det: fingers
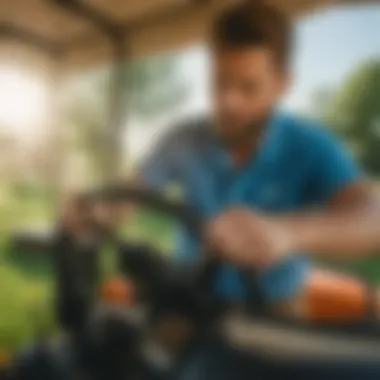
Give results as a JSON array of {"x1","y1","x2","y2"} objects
[
  {"x1": 206, "y1": 209, "x2": 255, "y2": 267},
  {"x1": 205, "y1": 208, "x2": 285, "y2": 269},
  {"x1": 60, "y1": 195, "x2": 93, "y2": 237},
  {"x1": 60, "y1": 194, "x2": 135, "y2": 241},
  {"x1": 216, "y1": 218, "x2": 253, "y2": 266}
]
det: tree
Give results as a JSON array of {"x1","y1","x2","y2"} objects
[
  {"x1": 123, "y1": 56, "x2": 189, "y2": 120},
  {"x1": 323, "y1": 60, "x2": 380, "y2": 174},
  {"x1": 65, "y1": 54, "x2": 190, "y2": 183}
]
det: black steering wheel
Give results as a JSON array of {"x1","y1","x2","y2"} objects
[{"x1": 51, "y1": 185, "x2": 225, "y2": 379}]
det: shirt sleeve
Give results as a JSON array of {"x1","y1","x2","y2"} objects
[
  {"x1": 304, "y1": 125, "x2": 363, "y2": 204},
  {"x1": 137, "y1": 127, "x2": 182, "y2": 189}
]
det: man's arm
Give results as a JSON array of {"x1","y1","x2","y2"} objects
[
  {"x1": 207, "y1": 124, "x2": 380, "y2": 267},
  {"x1": 272, "y1": 180, "x2": 380, "y2": 260},
  {"x1": 205, "y1": 182, "x2": 380, "y2": 319},
  {"x1": 269, "y1": 182, "x2": 380, "y2": 320},
  {"x1": 207, "y1": 182, "x2": 380, "y2": 270},
  {"x1": 206, "y1": 123, "x2": 380, "y2": 318}
]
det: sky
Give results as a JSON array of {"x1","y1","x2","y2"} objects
[
  {"x1": 0, "y1": 3, "x2": 379, "y2": 148},
  {"x1": 287, "y1": 3, "x2": 380, "y2": 110}
]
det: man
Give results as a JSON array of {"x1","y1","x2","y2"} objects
[{"x1": 63, "y1": 2, "x2": 380, "y2": 378}]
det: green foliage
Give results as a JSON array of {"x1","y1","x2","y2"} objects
[
  {"x1": 124, "y1": 55, "x2": 189, "y2": 120},
  {"x1": 323, "y1": 59, "x2": 380, "y2": 173},
  {"x1": 10, "y1": 183, "x2": 57, "y2": 202},
  {"x1": 65, "y1": 54, "x2": 189, "y2": 181}
]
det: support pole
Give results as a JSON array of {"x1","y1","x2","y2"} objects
[
  {"x1": 104, "y1": 33, "x2": 127, "y2": 182},
  {"x1": 45, "y1": 53, "x2": 66, "y2": 199}
]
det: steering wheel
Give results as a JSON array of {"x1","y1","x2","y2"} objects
[
  {"x1": 53, "y1": 185, "x2": 380, "y2": 380},
  {"x1": 52, "y1": 185, "x2": 224, "y2": 379}
]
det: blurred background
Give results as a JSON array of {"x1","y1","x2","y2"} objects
[{"x1": 0, "y1": 0, "x2": 379, "y2": 358}]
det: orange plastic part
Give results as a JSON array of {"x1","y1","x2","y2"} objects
[
  {"x1": 100, "y1": 277, "x2": 136, "y2": 306},
  {"x1": 0, "y1": 349, "x2": 11, "y2": 369},
  {"x1": 306, "y1": 269, "x2": 369, "y2": 323}
]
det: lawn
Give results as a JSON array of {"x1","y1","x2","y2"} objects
[{"x1": 0, "y1": 190, "x2": 54, "y2": 353}]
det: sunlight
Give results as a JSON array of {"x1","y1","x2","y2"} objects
[{"x1": 0, "y1": 66, "x2": 47, "y2": 136}]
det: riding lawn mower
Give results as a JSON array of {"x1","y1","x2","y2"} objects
[{"x1": 8, "y1": 185, "x2": 380, "y2": 380}]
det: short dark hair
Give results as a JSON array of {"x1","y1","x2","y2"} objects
[{"x1": 211, "y1": 2, "x2": 293, "y2": 68}]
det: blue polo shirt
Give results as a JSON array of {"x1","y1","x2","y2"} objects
[{"x1": 139, "y1": 112, "x2": 362, "y2": 302}]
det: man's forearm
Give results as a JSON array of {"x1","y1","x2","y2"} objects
[{"x1": 273, "y1": 205, "x2": 380, "y2": 259}]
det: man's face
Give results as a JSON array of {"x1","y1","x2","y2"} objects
[{"x1": 211, "y1": 47, "x2": 290, "y2": 146}]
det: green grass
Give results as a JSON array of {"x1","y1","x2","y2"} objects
[
  {"x1": 0, "y1": 190, "x2": 55, "y2": 352},
  {"x1": 0, "y1": 260, "x2": 54, "y2": 351}
]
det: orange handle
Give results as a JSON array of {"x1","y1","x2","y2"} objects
[
  {"x1": 306, "y1": 270, "x2": 370, "y2": 323},
  {"x1": 100, "y1": 277, "x2": 136, "y2": 306}
]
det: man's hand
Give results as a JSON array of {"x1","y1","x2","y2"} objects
[
  {"x1": 60, "y1": 193, "x2": 134, "y2": 241},
  {"x1": 206, "y1": 208, "x2": 295, "y2": 269}
]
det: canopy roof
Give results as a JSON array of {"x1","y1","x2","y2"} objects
[{"x1": 0, "y1": 0, "x2": 377, "y2": 73}]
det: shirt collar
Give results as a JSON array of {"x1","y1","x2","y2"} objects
[
  {"x1": 256, "y1": 110, "x2": 285, "y2": 166},
  {"x1": 207, "y1": 110, "x2": 285, "y2": 170}
]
